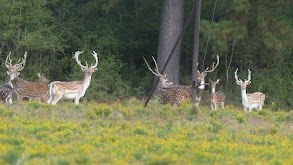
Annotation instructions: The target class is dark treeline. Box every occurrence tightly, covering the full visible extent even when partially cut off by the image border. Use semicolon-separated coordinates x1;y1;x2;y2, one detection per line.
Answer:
0;0;292;110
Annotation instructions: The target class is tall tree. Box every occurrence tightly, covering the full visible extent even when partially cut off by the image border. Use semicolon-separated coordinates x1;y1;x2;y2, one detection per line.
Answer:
156;0;185;86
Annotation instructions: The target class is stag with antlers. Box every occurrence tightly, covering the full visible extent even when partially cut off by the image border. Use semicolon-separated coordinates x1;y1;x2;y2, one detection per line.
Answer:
5;52;50;102
143;56;190;106
195;55;219;107
47;51;98;105
235;68;265;112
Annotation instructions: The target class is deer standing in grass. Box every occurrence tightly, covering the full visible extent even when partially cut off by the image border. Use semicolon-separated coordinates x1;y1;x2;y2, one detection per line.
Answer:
235;68;265;112
195;55;219;107
47;51;98;105
5;52;50;102
0;82;13;104
143;56;190;106
209;79;225;110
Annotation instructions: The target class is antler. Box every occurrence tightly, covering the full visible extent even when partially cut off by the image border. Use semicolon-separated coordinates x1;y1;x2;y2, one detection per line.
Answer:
246;69;251;82
14;52;27;71
234;68;242;83
143;56;166;78
204;55;219;73
5;52;12;68
74;51;87;68
90;51;98;68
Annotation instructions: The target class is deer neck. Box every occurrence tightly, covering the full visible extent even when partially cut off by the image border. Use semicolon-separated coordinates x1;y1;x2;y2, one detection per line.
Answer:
211;87;216;99
81;73;92;94
241;87;249;105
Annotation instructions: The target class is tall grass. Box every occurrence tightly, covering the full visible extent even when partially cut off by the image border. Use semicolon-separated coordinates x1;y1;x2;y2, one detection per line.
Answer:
0;99;292;164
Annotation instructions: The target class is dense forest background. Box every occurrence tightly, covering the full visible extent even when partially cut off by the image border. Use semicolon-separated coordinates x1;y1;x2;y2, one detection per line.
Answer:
0;0;292;110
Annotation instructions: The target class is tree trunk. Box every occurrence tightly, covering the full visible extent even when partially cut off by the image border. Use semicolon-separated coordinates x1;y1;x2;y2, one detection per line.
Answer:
155;0;184;88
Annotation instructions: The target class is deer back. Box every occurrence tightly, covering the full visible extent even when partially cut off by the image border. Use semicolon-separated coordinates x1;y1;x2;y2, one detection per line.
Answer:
215;91;225;103
12;77;49;100
158;85;190;105
247;92;265;105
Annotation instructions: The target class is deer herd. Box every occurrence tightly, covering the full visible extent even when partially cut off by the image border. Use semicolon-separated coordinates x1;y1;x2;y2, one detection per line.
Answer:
0;51;98;106
0;51;265;112
144;55;265;112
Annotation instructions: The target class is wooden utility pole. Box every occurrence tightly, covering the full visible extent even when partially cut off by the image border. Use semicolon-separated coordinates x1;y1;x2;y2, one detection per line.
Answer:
191;0;201;103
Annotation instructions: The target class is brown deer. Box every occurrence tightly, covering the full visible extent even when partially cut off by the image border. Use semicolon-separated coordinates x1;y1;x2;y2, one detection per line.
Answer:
37;73;50;84
5;52;50;102
143;56;190;106
0;82;13;104
209;79;225;110
47;51;98;105
235;68;265;112
195;55;219;107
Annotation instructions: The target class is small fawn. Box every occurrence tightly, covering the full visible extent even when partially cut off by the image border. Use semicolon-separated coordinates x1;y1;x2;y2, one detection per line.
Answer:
209;79;225;110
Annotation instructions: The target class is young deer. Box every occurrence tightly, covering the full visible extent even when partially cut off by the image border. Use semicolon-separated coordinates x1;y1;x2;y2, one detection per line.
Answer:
235;68;265;112
5;52;50;102
37;73;50;84
0;82;13;104
143;56;190;106
195;55;219;107
47;51;98;105
209;79;225;110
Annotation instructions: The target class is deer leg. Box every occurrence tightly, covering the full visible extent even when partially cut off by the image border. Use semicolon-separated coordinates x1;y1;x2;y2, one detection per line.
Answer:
74;96;81;105
249;107;252;112
244;108;247;113
221;102;224;109
51;93;62;105
8;98;12;104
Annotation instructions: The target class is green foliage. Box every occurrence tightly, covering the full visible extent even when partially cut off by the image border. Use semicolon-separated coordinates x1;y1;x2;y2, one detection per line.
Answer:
0;0;292;110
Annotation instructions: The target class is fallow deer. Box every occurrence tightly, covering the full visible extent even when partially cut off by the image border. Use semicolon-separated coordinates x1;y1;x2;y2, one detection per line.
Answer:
209;79;225;110
143;56;190;106
47;51;98;105
5;52;50;102
195;55;219;107
37;73;50;84
0;82;13;104
235;68;265;112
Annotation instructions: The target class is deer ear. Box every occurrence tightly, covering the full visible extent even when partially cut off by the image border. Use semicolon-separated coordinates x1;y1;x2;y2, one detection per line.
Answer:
17;72;20;77
6;71;10;75
216;79;220;83
236;81;241;85
93;68;97;72
6;64;10;69
204;73;207;77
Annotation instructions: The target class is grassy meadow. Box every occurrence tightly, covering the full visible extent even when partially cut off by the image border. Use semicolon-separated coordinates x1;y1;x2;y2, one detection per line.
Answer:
0;98;293;165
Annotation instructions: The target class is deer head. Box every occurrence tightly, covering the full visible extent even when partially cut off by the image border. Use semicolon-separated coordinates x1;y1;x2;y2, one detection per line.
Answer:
5;52;27;80
74;51;98;75
209;79;220;88
37;73;50;83
197;55;219;87
234;68;251;90
143;56;173;88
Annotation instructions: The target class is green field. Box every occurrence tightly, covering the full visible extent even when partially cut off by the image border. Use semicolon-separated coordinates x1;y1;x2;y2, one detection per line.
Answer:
0;99;292;165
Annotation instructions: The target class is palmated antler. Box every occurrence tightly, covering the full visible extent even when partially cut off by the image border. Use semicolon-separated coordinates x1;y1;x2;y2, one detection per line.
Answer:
74;51;87;68
234;68;242;83
143;56;166;78
90;51;98;69
246;69;251;82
